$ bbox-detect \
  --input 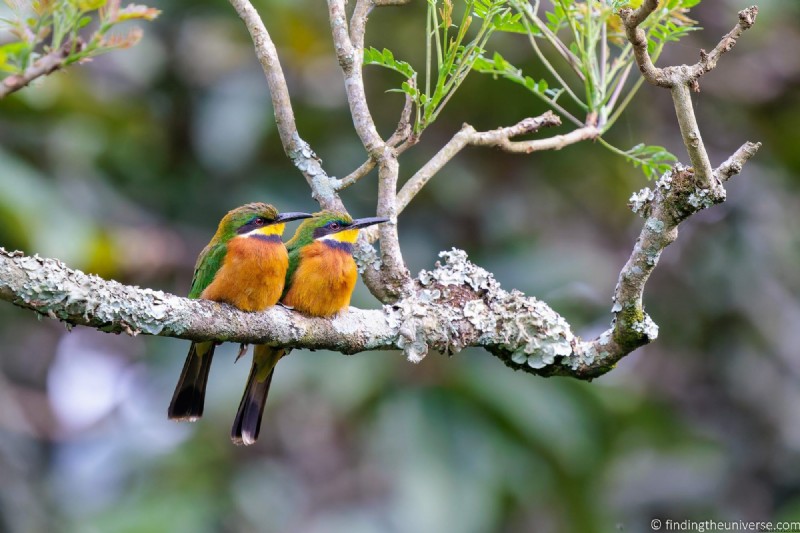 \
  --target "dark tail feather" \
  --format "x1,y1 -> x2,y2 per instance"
168,342 -> 215,421
231,348 -> 283,446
